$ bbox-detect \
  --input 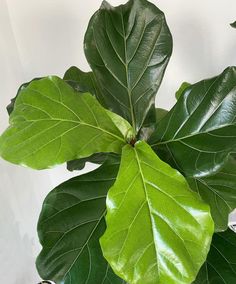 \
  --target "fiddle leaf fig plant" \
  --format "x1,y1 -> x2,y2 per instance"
1,0 -> 236,283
